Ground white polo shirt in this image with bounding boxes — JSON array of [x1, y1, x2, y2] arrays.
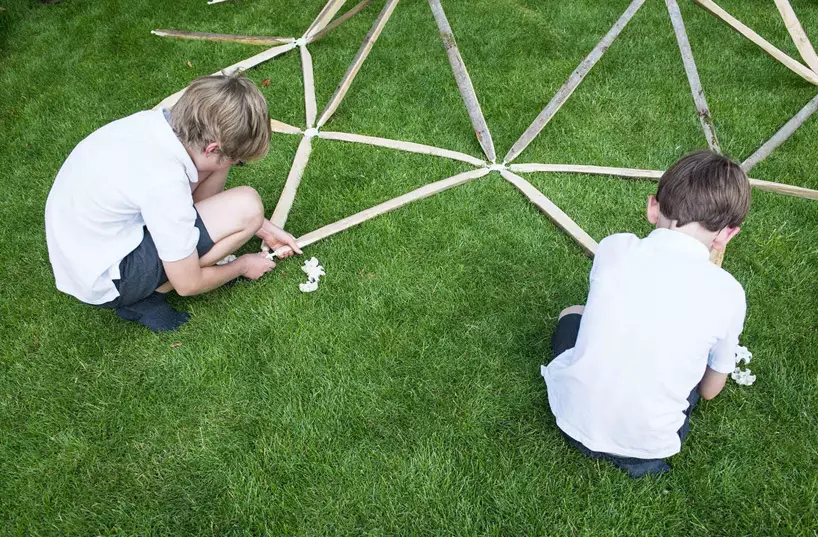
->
[[45, 109, 200, 305], [542, 229, 746, 459]]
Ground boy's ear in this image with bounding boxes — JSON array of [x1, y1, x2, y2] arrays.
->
[[646, 195, 660, 225], [712, 226, 740, 251], [203, 142, 221, 157]]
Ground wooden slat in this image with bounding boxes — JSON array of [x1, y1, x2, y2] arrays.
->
[[509, 163, 663, 179], [428, 0, 496, 163], [500, 170, 597, 256], [151, 29, 294, 47], [317, 0, 400, 128], [270, 136, 313, 228], [308, 0, 374, 44], [300, 45, 317, 128], [273, 168, 490, 256], [693, 0, 818, 85], [665, 0, 721, 153], [319, 130, 486, 166], [747, 177, 818, 200], [304, 0, 348, 39], [270, 118, 303, 135], [774, 0, 818, 75], [153, 42, 297, 110], [742, 93, 818, 172], [504, 0, 646, 163]]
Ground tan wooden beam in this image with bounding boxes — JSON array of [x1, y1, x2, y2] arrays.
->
[[774, 0, 818, 74], [271, 136, 313, 228], [300, 44, 318, 128], [308, 0, 374, 45], [151, 29, 294, 47], [270, 119, 303, 135], [742, 93, 818, 173], [319, 130, 486, 166], [304, 0, 348, 39]]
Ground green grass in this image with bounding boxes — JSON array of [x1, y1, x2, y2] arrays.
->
[[2, 0, 818, 534]]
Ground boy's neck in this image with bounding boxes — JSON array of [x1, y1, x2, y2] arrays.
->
[[655, 217, 717, 251]]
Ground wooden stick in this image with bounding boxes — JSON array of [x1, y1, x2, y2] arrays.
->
[[665, 0, 721, 153], [151, 29, 294, 47], [511, 162, 818, 200], [319, 130, 486, 166], [504, 0, 646, 164], [742, 92, 818, 172], [300, 45, 317, 128], [774, 0, 818, 75], [428, 0, 496, 163], [270, 118, 303, 135], [274, 167, 490, 255], [308, 0, 374, 45], [693, 0, 818, 86], [509, 163, 663, 179], [304, 0, 347, 40], [317, 0, 400, 128], [500, 170, 598, 256], [709, 248, 725, 266], [207, 0, 232, 5], [153, 42, 297, 110], [271, 136, 313, 228]]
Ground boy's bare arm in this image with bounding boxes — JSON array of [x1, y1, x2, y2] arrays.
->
[[698, 366, 728, 400], [163, 251, 274, 296]]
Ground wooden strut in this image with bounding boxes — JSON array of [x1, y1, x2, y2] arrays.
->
[[742, 92, 818, 173], [774, 0, 818, 75], [273, 167, 490, 256], [319, 130, 486, 166], [510, 162, 818, 201], [308, 0, 374, 45], [500, 170, 598, 257], [504, 0, 646, 164], [151, 30, 294, 47], [300, 45, 318, 128], [304, 0, 348, 40], [270, 118, 303, 135], [665, 0, 720, 153], [692, 0, 818, 86], [317, 0, 400, 128], [428, 0, 497, 163], [153, 42, 297, 110], [270, 136, 313, 228]]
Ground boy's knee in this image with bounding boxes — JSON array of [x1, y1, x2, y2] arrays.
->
[[232, 186, 265, 229], [559, 305, 584, 320]]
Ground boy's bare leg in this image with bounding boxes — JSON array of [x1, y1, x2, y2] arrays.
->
[[156, 186, 264, 292], [559, 305, 585, 319]]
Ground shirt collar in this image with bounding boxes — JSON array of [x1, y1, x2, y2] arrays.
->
[[646, 228, 711, 260], [157, 107, 199, 184]]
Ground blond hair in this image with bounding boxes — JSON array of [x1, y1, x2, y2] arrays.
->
[[170, 71, 271, 162]]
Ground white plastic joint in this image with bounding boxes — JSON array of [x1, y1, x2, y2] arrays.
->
[[304, 128, 319, 139], [487, 162, 507, 172], [295, 37, 307, 47]]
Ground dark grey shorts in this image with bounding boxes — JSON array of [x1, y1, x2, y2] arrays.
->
[[99, 211, 215, 308]]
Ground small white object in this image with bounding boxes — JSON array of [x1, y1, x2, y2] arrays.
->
[[299, 256, 325, 293], [304, 128, 319, 139], [487, 162, 507, 172], [265, 251, 276, 261], [216, 254, 237, 266], [731, 367, 756, 386], [735, 345, 752, 366], [295, 37, 307, 47], [207, 0, 232, 5]]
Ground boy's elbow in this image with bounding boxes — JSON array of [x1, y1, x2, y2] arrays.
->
[[698, 388, 720, 401]]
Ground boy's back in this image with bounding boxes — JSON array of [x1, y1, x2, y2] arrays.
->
[[543, 229, 745, 459]]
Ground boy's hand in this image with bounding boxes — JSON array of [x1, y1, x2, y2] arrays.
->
[[257, 219, 302, 259], [240, 252, 276, 280]]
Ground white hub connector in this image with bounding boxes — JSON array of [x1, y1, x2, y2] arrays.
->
[[487, 162, 507, 172], [304, 128, 320, 139], [295, 37, 307, 47]]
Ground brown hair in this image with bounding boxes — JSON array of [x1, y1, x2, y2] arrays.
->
[[170, 71, 271, 162], [656, 150, 751, 231]]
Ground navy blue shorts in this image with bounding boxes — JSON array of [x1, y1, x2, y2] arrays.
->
[[98, 211, 215, 309], [549, 313, 700, 477]]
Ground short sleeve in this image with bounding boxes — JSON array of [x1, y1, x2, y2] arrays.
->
[[139, 170, 199, 262], [707, 288, 747, 374]]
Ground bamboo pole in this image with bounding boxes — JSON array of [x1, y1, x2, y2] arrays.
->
[[428, 0, 496, 163], [504, 0, 646, 164], [742, 93, 818, 172], [273, 167, 490, 256], [317, 0, 400, 128], [308, 0, 374, 45], [665, 0, 721, 153], [300, 44, 318, 128], [693, 0, 818, 86], [304, 0, 348, 40], [500, 170, 598, 256], [319, 130, 486, 166], [151, 29, 294, 47], [774, 0, 818, 75], [270, 118, 303, 135], [153, 42, 297, 110], [271, 136, 313, 228]]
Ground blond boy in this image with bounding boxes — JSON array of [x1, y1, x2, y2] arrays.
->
[[45, 73, 300, 332]]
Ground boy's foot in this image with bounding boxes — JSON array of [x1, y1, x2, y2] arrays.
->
[[115, 292, 190, 332]]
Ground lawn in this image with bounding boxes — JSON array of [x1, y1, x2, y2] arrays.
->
[[1, 0, 818, 534]]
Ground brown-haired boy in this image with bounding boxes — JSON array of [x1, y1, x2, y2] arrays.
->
[[45, 72, 301, 332], [542, 150, 751, 477]]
